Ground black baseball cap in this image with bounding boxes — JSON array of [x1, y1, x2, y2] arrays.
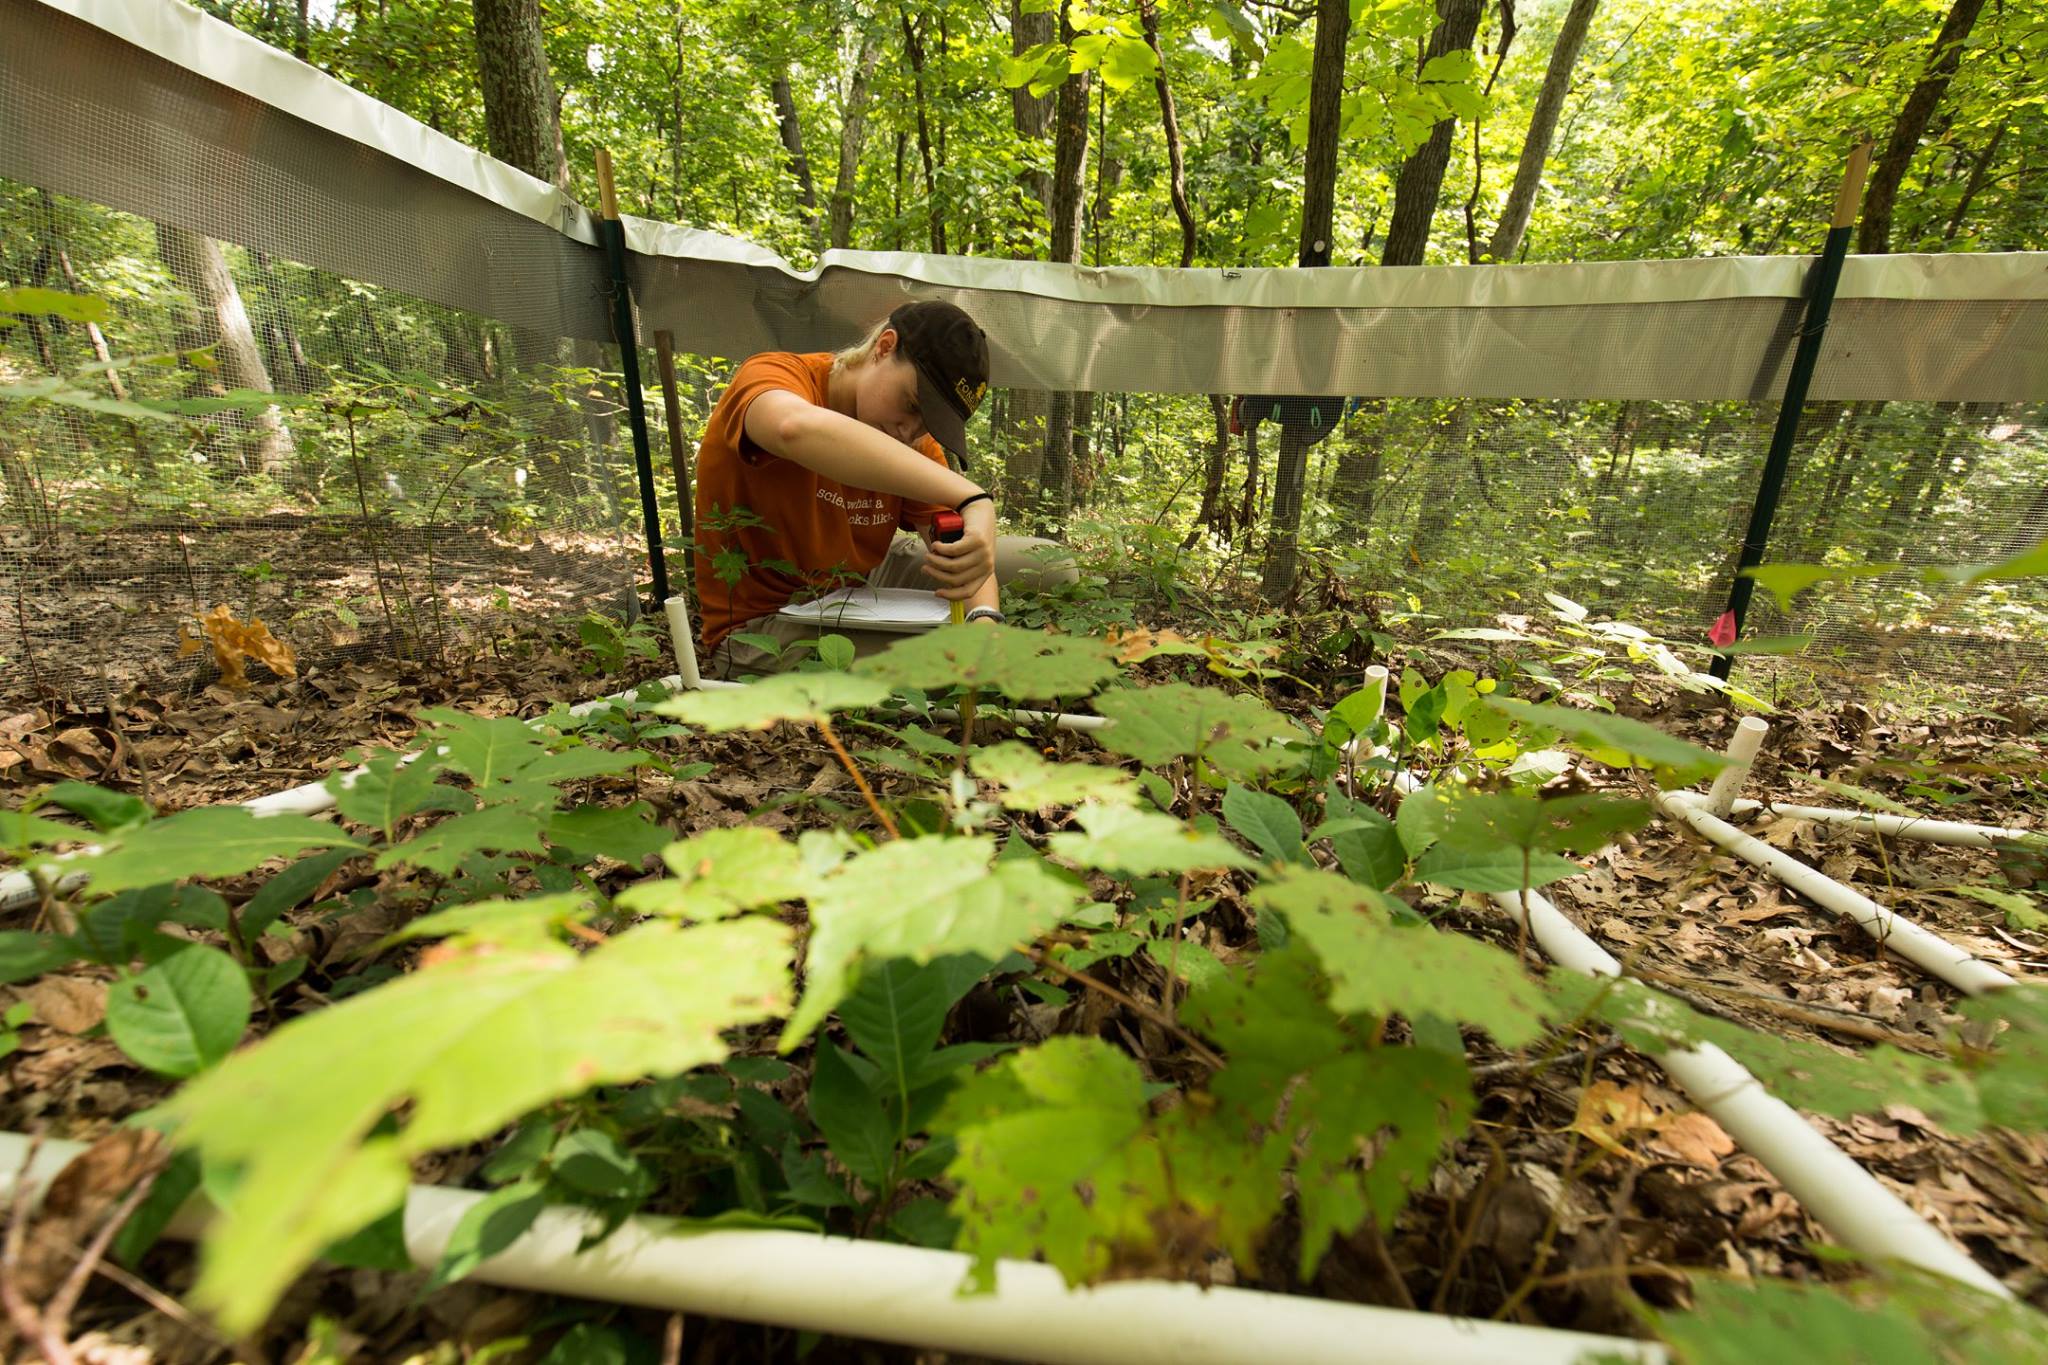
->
[[889, 300, 990, 464]]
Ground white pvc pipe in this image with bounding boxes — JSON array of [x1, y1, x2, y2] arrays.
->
[[1658, 791, 2015, 995], [1489, 886, 2010, 1298], [1702, 716, 1770, 818], [0, 1133, 1663, 1365], [1718, 799, 2039, 849]]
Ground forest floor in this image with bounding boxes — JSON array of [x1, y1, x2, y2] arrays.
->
[[0, 561, 2043, 1363]]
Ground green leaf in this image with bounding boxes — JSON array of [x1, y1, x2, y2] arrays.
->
[[419, 711, 549, 787], [545, 803, 671, 865], [1946, 885, 2047, 932], [1221, 784, 1304, 864], [970, 742, 1138, 809], [1922, 537, 2048, 585], [375, 805, 550, 875], [1097, 33, 1160, 89], [383, 893, 601, 949], [41, 782, 151, 834], [856, 623, 1116, 701], [817, 634, 856, 670], [1096, 683, 1308, 780], [1183, 951, 1471, 1274], [162, 917, 793, 1334], [551, 1128, 652, 1198], [782, 838, 1081, 1048], [0, 931, 78, 985], [650, 671, 889, 730], [425, 1179, 545, 1291], [1322, 676, 1387, 749], [0, 286, 111, 324], [58, 807, 362, 897], [1740, 561, 1898, 611], [1048, 803, 1256, 876], [614, 827, 813, 921], [1409, 792, 1639, 891], [329, 748, 460, 838], [105, 945, 251, 1078], [839, 957, 981, 1113], [1650, 1272, 2042, 1365], [937, 1036, 1168, 1289], [809, 1043, 896, 1188], [1250, 867, 1553, 1045], [1569, 976, 1981, 1129], [238, 848, 356, 938], [1802, 776, 1917, 817], [1321, 791, 1406, 890], [1483, 698, 1729, 784]]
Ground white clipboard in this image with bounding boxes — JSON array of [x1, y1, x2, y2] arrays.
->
[[774, 586, 954, 634]]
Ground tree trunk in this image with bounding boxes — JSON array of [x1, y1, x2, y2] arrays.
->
[[1186, 394, 1234, 546], [829, 30, 883, 249], [1381, 0, 1485, 268], [471, 0, 572, 378], [1859, 0, 1986, 255], [1941, 119, 2005, 243], [1035, 6, 1093, 533], [154, 222, 297, 480], [902, 9, 947, 254], [37, 191, 127, 403], [999, 0, 1057, 516], [1010, 0, 1056, 221], [770, 67, 821, 247], [1486, 0, 1598, 263], [1259, 0, 1349, 603], [470, 0, 569, 192], [1139, 0, 1197, 269]]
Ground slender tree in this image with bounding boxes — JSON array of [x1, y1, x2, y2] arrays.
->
[[1036, 0, 1094, 532], [770, 65, 822, 246], [1258, 0, 1349, 601], [1861, 0, 1988, 255], [1487, 0, 1599, 264], [154, 223, 298, 479]]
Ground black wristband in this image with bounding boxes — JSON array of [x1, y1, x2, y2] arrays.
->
[[954, 492, 994, 515]]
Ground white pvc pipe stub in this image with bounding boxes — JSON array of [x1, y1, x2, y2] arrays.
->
[[1702, 715, 1770, 818]]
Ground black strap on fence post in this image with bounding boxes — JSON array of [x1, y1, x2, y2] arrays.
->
[[1709, 140, 1871, 681], [595, 147, 670, 608]]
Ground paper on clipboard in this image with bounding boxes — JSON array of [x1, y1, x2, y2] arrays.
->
[[774, 586, 953, 634]]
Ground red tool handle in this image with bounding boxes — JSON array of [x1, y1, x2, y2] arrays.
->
[[932, 509, 965, 543]]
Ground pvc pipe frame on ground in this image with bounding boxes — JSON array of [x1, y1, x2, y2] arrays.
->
[[0, 1133, 1663, 1365], [1379, 762, 2010, 1296]]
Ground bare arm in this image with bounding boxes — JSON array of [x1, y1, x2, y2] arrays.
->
[[745, 387, 998, 601], [745, 389, 982, 506]]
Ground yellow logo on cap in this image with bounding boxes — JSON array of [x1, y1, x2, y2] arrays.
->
[[955, 378, 987, 411]]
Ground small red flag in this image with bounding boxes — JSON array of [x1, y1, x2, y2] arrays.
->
[[1709, 610, 1737, 648]]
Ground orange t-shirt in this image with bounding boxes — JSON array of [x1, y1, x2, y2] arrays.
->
[[693, 352, 951, 650]]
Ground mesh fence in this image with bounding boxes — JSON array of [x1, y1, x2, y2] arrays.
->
[[981, 388, 2048, 690], [1, 178, 648, 704]]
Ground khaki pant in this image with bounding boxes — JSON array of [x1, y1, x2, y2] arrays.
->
[[705, 533, 1078, 679]]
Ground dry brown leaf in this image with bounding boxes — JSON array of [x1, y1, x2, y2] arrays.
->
[[196, 604, 297, 689], [1103, 626, 1202, 664], [1652, 1111, 1737, 1169], [17, 977, 108, 1035], [1569, 1080, 1664, 1161], [1723, 888, 1800, 925]]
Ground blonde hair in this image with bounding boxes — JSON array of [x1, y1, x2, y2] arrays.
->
[[831, 317, 893, 372]]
